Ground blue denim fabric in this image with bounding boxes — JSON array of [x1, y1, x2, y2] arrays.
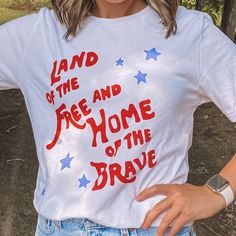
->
[[35, 214, 197, 236]]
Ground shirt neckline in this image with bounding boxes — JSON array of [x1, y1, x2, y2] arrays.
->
[[86, 5, 155, 25]]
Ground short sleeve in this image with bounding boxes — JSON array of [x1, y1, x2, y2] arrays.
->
[[0, 10, 40, 90], [197, 13, 236, 123]]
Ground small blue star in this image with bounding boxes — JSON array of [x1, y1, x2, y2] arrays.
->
[[134, 71, 147, 84], [116, 58, 124, 66], [42, 188, 46, 196], [60, 152, 74, 171], [144, 47, 161, 61], [78, 174, 91, 188]]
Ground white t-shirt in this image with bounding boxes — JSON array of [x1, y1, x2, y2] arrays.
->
[[0, 5, 235, 228]]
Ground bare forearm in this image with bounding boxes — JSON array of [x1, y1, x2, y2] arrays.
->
[[219, 153, 236, 197]]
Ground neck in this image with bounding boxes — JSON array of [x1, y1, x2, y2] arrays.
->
[[93, 0, 147, 18]]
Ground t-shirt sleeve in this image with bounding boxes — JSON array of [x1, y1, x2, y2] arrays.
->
[[0, 10, 40, 90], [197, 12, 236, 123]]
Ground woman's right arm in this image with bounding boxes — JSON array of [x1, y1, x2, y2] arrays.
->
[[0, 10, 41, 90]]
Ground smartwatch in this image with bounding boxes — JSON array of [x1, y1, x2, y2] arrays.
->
[[205, 174, 235, 207]]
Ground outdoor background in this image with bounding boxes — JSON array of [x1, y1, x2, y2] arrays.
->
[[0, 0, 235, 235]]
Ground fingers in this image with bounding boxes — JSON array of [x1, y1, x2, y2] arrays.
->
[[136, 184, 176, 201], [141, 197, 173, 229], [168, 214, 193, 236], [156, 204, 182, 236]]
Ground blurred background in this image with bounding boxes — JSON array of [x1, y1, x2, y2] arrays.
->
[[0, 0, 235, 235]]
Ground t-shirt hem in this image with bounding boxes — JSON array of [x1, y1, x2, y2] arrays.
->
[[227, 109, 236, 123], [34, 206, 194, 229]]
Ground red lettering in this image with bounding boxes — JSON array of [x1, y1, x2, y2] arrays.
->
[[71, 77, 80, 90], [79, 99, 91, 116], [46, 102, 88, 150], [50, 52, 99, 87], [56, 77, 80, 98], [86, 109, 108, 147], [121, 104, 141, 129], [45, 90, 55, 105], [58, 59, 68, 75], [124, 133, 132, 149], [86, 52, 98, 67], [109, 163, 136, 186], [124, 161, 137, 178], [93, 90, 101, 103], [108, 114, 121, 133], [133, 152, 147, 170], [46, 103, 66, 150], [70, 52, 86, 70], [101, 86, 112, 100], [50, 61, 61, 86], [105, 139, 121, 158], [46, 99, 155, 151], [91, 162, 108, 191], [91, 149, 157, 190], [112, 84, 121, 96], [139, 99, 155, 120], [93, 84, 122, 103], [148, 149, 157, 168]]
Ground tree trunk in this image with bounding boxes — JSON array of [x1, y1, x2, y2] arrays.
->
[[221, 0, 236, 43], [195, 0, 203, 11]]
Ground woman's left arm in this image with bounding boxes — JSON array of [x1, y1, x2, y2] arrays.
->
[[135, 153, 236, 236]]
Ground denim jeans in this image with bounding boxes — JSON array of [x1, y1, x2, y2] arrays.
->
[[35, 214, 197, 236]]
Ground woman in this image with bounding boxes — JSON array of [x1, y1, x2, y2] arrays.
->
[[0, 0, 235, 235]]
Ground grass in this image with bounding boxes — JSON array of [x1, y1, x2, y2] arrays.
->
[[0, 7, 32, 24], [0, 0, 50, 9], [0, 0, 51, 24]]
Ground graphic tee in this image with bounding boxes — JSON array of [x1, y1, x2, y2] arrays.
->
[[0, 5, 235, 228]]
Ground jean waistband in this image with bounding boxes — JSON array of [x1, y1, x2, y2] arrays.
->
[[38, 213, 194, 231], [38, 214, 127, 229]]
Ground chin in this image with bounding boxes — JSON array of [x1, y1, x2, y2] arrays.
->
[[104, 0, 128, 3]]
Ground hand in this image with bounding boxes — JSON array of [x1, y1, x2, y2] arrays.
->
[[135, 183, 226, 236]]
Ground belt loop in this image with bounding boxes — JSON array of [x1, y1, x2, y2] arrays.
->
[[84, 218, 91, 228], [54, 219, 62, 229], [121, 228, 129, 236]]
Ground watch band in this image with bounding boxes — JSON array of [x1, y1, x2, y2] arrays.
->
[[220, 185, 235, 207], [206, 174, 235, 207]]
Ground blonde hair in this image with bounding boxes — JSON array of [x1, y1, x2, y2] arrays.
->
[[51, 0, 179, 41]]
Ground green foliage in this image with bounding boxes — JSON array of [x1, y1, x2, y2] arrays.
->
[[182, 0, 224, 26], [202, 0, 224, 26], [0, 0, 225, 26], [0, 0, 51, 10], [0, 7, 30, 24], [182, 0, 196, 9]]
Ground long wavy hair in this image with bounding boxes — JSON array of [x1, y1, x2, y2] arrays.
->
[[51, 0, 180, 41]]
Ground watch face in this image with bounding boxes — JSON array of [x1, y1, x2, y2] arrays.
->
[[207, 175, 229, 191]]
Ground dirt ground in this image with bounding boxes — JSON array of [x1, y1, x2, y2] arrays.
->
[[0, 89, 235, 236]]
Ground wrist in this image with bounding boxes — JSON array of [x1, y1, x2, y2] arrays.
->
[[205, 174, 235, 207], [218, 153, 236, 198], [202, 184, 226, 208], [219, 172, 236, 199]]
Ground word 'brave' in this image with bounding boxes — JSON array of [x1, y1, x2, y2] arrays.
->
[[91, 149, 157, 191], [50, 52, 99, 86], [46, 98, 155, 150]]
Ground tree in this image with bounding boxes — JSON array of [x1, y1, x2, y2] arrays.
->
[[221, 0, 236, 42], [195, 0, 203, 11]]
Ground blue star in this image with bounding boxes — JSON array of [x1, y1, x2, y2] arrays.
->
[[134, 71, 147, 84], [144, 47, 161, 61], [78, 174, 91, 188], [60, 152, 74, 171], [116, 58, 124, 66]]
